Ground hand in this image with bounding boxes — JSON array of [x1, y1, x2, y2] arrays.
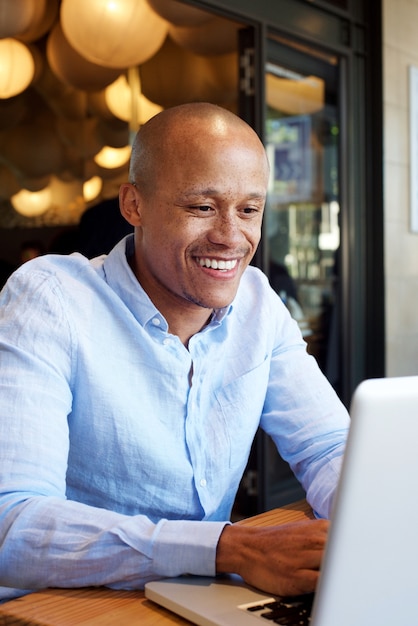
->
[[216, 519, 329, 597]]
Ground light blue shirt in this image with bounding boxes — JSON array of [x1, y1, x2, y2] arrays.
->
[[0, 235, 349, 601]]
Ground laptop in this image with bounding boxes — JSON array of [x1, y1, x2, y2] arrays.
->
[[145, 375, 418, 626]]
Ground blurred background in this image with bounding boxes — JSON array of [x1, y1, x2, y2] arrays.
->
[[0, 0, 244, 235]]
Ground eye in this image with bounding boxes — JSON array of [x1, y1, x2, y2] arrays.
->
[[241, 206, 262, 217], [189, 205, 214, 214]]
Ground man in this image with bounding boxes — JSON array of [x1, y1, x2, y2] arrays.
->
[[0, 103, 349, 602]]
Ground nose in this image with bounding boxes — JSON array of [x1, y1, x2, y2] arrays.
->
[[207, 212, 246, 247]]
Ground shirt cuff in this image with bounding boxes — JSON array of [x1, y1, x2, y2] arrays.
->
[[151, 519, 230, 578]]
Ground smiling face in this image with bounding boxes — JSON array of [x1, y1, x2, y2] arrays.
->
[[120, 104, 269, 326]]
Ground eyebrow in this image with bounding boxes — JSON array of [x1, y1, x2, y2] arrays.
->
[[181, 188, 266, 200]]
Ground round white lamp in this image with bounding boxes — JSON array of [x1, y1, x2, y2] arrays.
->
[[105, 74, 162, 124], [83, 176, 103, 202], [47, 21, 121, 91], [60, 0, 168, 69], [0, 38, 35, 99], [94, 145, 131, 169], [11, 186, 51, 217], [0, 0, 36, 38]]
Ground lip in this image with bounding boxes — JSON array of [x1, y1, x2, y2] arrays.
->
[[196, 256, 238, 272]]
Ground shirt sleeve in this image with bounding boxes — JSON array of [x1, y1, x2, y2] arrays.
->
[[261, 307, 350, 519], [0, 497, 227, 595], [0, 267, 226, 599]]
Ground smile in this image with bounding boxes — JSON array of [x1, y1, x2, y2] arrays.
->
[[197, 257, 238, 271]]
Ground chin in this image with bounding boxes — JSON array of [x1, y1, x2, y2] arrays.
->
[[200, 296, 235, 310], [186, 286, 238, 310]]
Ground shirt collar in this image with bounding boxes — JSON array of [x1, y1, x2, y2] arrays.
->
[[102, 235, 232, 331]]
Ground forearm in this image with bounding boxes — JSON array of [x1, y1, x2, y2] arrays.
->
[[0, 495, 227, 598]]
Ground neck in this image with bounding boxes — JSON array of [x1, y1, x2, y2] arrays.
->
[[166, 309, 214, 348], [128, 253, 214, 347]]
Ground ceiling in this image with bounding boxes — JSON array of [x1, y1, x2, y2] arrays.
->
[[0, 0, 241, 228]]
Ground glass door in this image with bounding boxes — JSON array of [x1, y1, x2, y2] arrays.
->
[[264, 34, 341, 392]]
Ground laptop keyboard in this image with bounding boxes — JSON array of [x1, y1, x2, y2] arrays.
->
[[239, 593, 315, 625]]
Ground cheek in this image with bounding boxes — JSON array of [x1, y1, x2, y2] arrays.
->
[[143, 217, 178, 248], [245, 222, 262, 247], [147, 228, 187, 271]]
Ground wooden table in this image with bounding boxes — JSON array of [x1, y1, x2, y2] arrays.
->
[[0, 500, 314, 626]]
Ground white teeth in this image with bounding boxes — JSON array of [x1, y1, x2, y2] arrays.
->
[[198, 258, 237, 271]]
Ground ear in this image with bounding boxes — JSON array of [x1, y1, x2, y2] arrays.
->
[[119, 183, 142, 227]]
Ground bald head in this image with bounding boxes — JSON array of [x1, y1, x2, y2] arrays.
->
[[129, 103, 269, 195]]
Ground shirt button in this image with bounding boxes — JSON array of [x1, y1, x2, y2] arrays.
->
[[200, 478, 207, 487], [152, 317, 161, 326], [163, 338, 173, 346]]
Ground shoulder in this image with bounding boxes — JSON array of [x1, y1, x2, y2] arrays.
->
[[231, 265, 304, 345], [0, 253, 106, 314], [235, 265, 281, 311], [12, 252, 103, 287], [231, 265, 291, 331], [238, 265, 271, 291]]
